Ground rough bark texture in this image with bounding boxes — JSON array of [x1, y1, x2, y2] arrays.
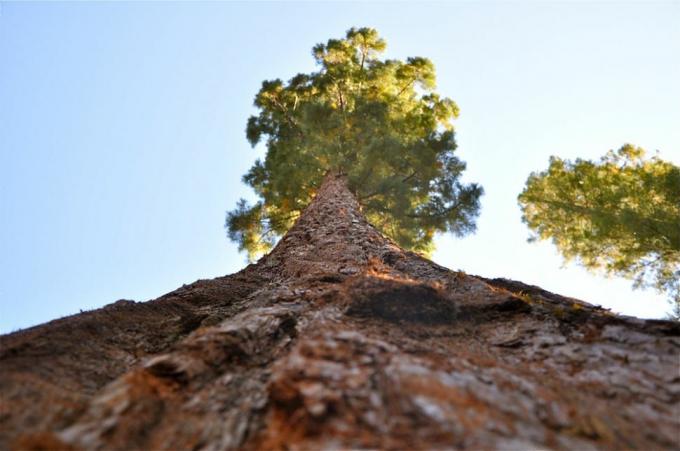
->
[[1, 174, 679, 450]]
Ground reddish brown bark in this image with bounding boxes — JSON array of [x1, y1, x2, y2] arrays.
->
[[1, 174, 678, 450]]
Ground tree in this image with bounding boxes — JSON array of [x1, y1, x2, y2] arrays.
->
[[3, 174, 679, 450], [2, 27, 678, 451], [518, 144, 680, 316], [227, 27, 482, 260]]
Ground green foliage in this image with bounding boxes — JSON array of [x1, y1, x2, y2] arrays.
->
[[518, 144, 680, 316], [227, 27, 482, 260]]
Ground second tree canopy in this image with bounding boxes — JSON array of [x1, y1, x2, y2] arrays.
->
[[518, 144, 680, 315], [227, 27, 482, 259]]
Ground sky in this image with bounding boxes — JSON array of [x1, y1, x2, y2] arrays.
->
[[1, 1, 678, 333]]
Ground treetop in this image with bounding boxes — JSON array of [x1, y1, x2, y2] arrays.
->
[[228, 27, 482, 260]]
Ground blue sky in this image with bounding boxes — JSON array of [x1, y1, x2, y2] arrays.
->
[[1, 1, 678, 333]]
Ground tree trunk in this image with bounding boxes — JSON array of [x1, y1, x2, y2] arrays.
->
[[2, 174, 678, 450]]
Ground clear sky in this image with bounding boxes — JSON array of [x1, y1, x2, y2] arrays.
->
[[1, 1, 678, 333]]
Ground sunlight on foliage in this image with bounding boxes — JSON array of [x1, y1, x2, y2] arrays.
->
[[227, 27, 482, 261], [518, 144, 680, 317]]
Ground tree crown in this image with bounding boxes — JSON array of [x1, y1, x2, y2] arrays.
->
[[227, 27, 482, 260], [518, 144, 680, 315]]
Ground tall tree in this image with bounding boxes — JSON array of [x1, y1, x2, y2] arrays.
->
[[518, 144, 680, 316], [227, 27, 482, 259], [2, 28, 677, 451]]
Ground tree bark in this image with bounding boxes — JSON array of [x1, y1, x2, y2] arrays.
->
[[1, 173, 678, 450]]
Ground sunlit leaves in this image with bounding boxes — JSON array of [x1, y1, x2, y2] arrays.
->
[[518, 144, 680, 316], [226, 27, 482, 260]]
